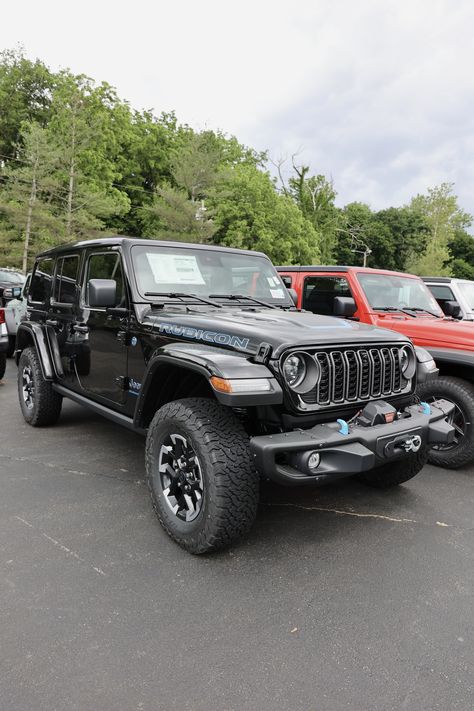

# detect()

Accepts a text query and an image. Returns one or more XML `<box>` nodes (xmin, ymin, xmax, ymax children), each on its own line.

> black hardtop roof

<box><xmin>37</xmin><ymin>236</ymin><xmax>268</xmax><ymax>260</ymax></box>
<box><xmin>277</xmin><ymin>265</ymin><xmax>351</xmax><ymax>273</ymax></box>
<box><xmin>421</xmin><ymin>276</ymin><xmax>452</xmax><ymax>283</ymax></box>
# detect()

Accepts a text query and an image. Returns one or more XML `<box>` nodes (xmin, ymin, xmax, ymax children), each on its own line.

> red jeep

<box><xmin>277</xmin><ymin>265</ymin><xmax>474</xmax><ymax>469</ymax></box>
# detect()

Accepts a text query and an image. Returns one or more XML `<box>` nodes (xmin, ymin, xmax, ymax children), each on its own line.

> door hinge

<box><xmin>115</xmin><ymin>376</ymin><xmax>129</xmax><ymax>390</ymax></box>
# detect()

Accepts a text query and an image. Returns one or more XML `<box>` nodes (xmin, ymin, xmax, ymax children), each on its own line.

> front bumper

<box><xmin>250</xmin><ymin>399</ymin><xmax>455</xmax><ymax>485</ymax></box>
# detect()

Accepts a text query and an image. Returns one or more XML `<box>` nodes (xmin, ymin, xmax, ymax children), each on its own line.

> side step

<box><xmin>52</xmin><ymin>384</ymin><xmax>146</xmax><ymax>435</ymax></box>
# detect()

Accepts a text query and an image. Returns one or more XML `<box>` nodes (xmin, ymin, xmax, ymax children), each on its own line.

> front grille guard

<box><xmin>280</xmin><ymin>343</ymin><xmax>414</xmax><ymax>410</ymax></box>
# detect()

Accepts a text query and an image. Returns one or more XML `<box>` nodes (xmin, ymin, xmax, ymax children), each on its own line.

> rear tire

<box><xmin>357</xmin><ymin>447</ymin><xmax>428</xmax><ymax>488</ymax></box>
<box><xmin>18</xmin><ymin>347</ymin><xmax>62</xmax><ymax>426</ymax></box>
<box><xmin>417</xmin><ymin>376</ymin><xmax>474</xmax><ymax>469</ymax></box>
<box><xmin>145</xmin><ymin>398</ymin><xmax>259</xmax><ymax>554</ymax></box>
<box><xmin>0</xmin><ymin>353</ymin><xmax>5</xmax><ymax>380</ymax></box>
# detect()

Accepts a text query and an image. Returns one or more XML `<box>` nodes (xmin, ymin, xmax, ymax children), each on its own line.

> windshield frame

<box><xmin>130</xmin><ymin>244</ymin><xmax>293</xmax><ymax>307</ymax></box>
<box><xmin>356</xmin><ymin>272</ymin><xmax>444</xmax><ymax>317</ymax></box>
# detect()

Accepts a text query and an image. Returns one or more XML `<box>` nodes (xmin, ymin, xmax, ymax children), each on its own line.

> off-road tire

<box><xmin>145</xmin><ymin>398</ymin><xmax>259</xmax><ymax>554</ymax></box>
<box><xmin>357</xmin><ymin>446</ymin><xmax>428</xmax><ymax>488</ymax></box>
<box><xmin>417</xmin><ymin>376</ymin><xmax>474</xmax><ymax>469</ymax></box>
<box><xmin>0</xmin><ymin>353</ymin><xmax>5</xmax><ymax>380</ymax></box>
<box><xmin>18</xmin><ymin>347</ymin><xmax>62</xmax><ymax>426</ymax></box>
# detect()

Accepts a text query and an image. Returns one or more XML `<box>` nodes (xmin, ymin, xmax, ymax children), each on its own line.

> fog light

<box><xmin>307</xmin><ymin>452</ymin><xmax>321</xmax><ymax>471</ymax></box>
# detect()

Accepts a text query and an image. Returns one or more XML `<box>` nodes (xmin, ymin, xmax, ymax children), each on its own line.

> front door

<box><xmin>78</xmin><ymin>249</ymin><xmax>128</xmax><ymax>405</ymax></box>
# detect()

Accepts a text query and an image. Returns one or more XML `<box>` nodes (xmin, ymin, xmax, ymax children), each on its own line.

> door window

<box><xmin>303</xmin><ymin>276</ymin><xmax>352</xmax><ymax>315</ymax></box>
<box><xmin>85</xmin><ymin>252</ymin><xmax>125</xmax><ymax>308</ymax></box>
<box><xmin>29</xmin><ymin>258</ymin><xmax>55</xmax><ymax>305</ymax></box>
<box><xmin>53</xmin><ymin>255</ymin><xmax>80</xmax><ymax>305</ymax></box>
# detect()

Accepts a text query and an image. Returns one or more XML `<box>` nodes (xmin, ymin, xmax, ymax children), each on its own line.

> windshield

<box><xmin>0</xmin><ymin>270</ymin><xmax>24</xmax><ymax>284</ymax></box>
<box><xmin>458</xmin><ymin>282</ymin><xmax>474</xmax><ymax>310</ymax></box>
<box><xmin>357</xmin><ymin>273</ymin><xmax>443</xmax><ymax>316</ymax></box>
<box><xmin>131</xmin><ymin>245</ymin><xmax>292</xmax><ymax>305</ymax></box>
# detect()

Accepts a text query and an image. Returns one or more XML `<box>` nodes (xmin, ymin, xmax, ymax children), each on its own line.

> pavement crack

<box><xmin>262</xmin><ymin>501</ymin><xmax>417</xmax><ymax>523</ymax></box>
<box><xmin>0</xmin><ymin>453</ymin><xmax>141</xmax><ymax>484</ymax></box>
<box><xmin>14</xmin><ymin>516</ymin><xmax>106</xmax><ymax>577</ymax></box>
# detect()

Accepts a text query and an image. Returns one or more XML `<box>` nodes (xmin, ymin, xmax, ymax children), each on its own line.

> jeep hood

<box><xmin>371</xmin><ymin>314</ymin><xmax>474</xmax><ymax>352</ymax></box>
<box><xmin>141</xmin><ymin>306</ymin><xmax>410</xmax><ymax>357</ymax></box>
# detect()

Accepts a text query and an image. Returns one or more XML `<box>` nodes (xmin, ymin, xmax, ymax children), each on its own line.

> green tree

<box><xmin>406</xmin><ymin>183</ymin><xmax>472</xmax><ymax>276</ymax></box>
<box><xmin>287</xmin><ymin>165</ymin><xmax>339</xmax><ymax>263</ymax></box>
<box><xmin>209</xmin><ymin>164</ymin><xmax>320</xmax><ymax>264</ymax></box>
<box><xmin>0</xmin><ymin>48</ymin><xmax>54</xmax><ymax>160</ymax></box>
<box><xmin>0</xmin><ymin>122</ymin><xmax>63</xmax><ymax>271</ymax></box>
<box><xmin>46</xmin><ymin>73</ymin><xmax>130</xmax><ymax>237</ymax></box>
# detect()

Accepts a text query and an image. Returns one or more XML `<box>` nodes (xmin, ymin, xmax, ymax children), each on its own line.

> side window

<box><xmin>85</xmin><ymin>252</ymin><xmax>125</xmax><ymax>308</ymax></box>
<box><xmin>29</xmin><ymin>258</ymin><xmax>55</xmax><ymax>305</ymax></box>
<box><xmin>303</xmin><ymin>276</ymin><xmax>352</xmax><ymax>315</ymax></box>
<box><xmin>53</xmin><ymin>255</ymin><xmax>80</xmax><ymax>304</ymax></box>
<box><xmin>429</xmin><ymin>285</ymin><xmax>455</xmax><ymax>301</ymax></box>
<box><xmin>280</xmin><ymin>275</ymin><xmax>293</xmax><ymax>288</ymax></box>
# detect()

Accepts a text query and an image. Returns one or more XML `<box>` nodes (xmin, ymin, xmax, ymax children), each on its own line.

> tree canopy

<box><xmin>0</xmin><ymin>49</ymin><xmax>472</xmax><ymax>277</ymax></box>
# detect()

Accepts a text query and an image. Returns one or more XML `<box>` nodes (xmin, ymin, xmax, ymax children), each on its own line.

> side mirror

<box><xmin>333</xmin><ymin>296</ymin><xmax>357</xmax><ymax>317</ymax></box>
<box><xmin>443</xmin><ymin>300</ymin><xmax>462</xmax><ymax>318</ymax></box>
<box><xmin>87</xmin><ymin>279</ymin><xmax>117</xmax><ymax>308</ymax></box>
<box><xmin>3</xmin><ymin>286</ymin><xmax>21</xmax><ymax>299</ymax></box>
<box><xmin>287</xmin><ymin>288</ymin><xmax>298</xmax><ymax>306</ymax></box>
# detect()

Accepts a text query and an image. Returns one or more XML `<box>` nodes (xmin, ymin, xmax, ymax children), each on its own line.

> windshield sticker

<box><xmin>147</xmin><ymin>253</ymin><xmax>206</xmax><ymax>285</ymax></box>
<box><xmin>270</xmin><ymin>288</ymin><xmax>284</xmax><ymax>299</ymax></box>
<box><xmin>159</xmin><ymin>322</ymin><xmax>250</xmax><ymax>350</ymax></box>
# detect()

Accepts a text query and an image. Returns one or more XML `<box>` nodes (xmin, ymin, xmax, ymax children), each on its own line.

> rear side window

<box><xmin>428</xmin><ymin>285</ymin><xmax>455</xmax><ymax>301</ymax></box>
<box><xmin>303</xmin><ymin>276</ymin><xmax>352</xmax><ymax>315</ymax></box>
<box><xmin>85</xmin><ymin>252</ymin><xmax>125</xmax><ymax>307</ymax></box>
<box><xmin>29</xmin><ymin>258</ymin><xmax>55</xmax><ymax>304</ymax></box>
<box><xmin>53</xmin><ymin>255</ymin><xmax>80</xmax><ymax>304</ymax></box>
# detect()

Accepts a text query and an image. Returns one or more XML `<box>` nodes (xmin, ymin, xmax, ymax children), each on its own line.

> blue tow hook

<box><xmin>420</xmin><ymin>401</ymin><xmax>431</xmax><ymax>415</ymax></box>
<box><xmin>337</xmin><ymin>419</ymin><xmax>349</xmax><ymax>435</ymax></box>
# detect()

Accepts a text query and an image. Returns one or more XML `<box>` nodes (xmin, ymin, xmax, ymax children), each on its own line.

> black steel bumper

<box><xmin>250</xmin><ymin>399</ymin><xmax>455</xmax><ymax>486</ymax></box>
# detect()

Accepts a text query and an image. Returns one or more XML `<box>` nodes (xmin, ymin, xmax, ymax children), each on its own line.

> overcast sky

<box><xmin>2</xmin><ymin>0</ymin><xmax>473</xmax><ymax>216</ymax></box>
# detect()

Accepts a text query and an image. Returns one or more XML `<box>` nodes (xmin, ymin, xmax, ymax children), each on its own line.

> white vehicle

<box><xmin>4</xmin><ymin>275</ymin><xmax>29</xmax><ymax>357</ymax></box>
<box><xmin>423</xmin><ymin>277</ymin><xmax>474</xmax><ymax>322</ymax></box>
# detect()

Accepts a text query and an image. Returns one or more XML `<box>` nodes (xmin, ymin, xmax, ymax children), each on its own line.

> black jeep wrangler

<box><xmin>16</xmin><ymin>237</ymin><xmax>454</xmax><ymax>553</ymax></box>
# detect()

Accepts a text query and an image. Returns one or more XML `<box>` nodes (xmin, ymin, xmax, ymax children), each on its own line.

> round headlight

<box><xmin>283</xmin><ymin>354</ymin><xmax>306</xmax><ymax>388</ymax></box>
<box><xmin>400</xmin><ymin>346</ymin><xmax>416</xmax><ymax>379</ymax></box>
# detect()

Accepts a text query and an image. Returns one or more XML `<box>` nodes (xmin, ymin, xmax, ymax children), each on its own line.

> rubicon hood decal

<box><xmin>159</xmin><ymin>322</ymin><xmax>250</xmax><ymax>350</ymax></box>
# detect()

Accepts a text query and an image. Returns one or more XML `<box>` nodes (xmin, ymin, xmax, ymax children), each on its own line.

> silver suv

<box><xmin>423</xmin><ymin>277</ymin><xmax>474</xmax><ymax>321</ymax></box>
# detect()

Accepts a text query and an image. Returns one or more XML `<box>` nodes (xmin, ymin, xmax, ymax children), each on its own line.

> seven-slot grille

<box><xmin>291</xmin><ymin>345</ymin><xmax>411</xmax><ymax>407</ymax></box>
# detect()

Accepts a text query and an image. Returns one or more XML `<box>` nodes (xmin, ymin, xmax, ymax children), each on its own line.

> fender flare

<box><xmin>133</xmin><ymin>343</ymin><xmax>283</xmax><ymax>427</ymax></box>
<box><xmin>16</xmin><ymin>322</ymin><xmax>63</xmax><ymax>380</ymax></box>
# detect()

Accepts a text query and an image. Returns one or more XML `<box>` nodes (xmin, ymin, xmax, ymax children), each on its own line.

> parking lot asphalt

<box><xmin>0</xmin><ymin>358</ymin><xmax>473</xmax><ymax>711</ymax></box>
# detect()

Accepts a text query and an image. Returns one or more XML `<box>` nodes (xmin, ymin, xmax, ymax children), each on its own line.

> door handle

<box><xmin>72</xmin><ymin>323</ymin><xmax>89</xmax><ymax>334</ymax></box>
<box><xmin>46</xmin><ymin>319</ymin><xmax>58</xmax><ymax>327</ymax></box>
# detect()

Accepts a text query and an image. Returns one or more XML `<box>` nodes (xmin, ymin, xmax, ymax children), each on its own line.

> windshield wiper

<box><xmin>404</xmin><ymin>307</ymin><xmax>441</xmax><ymax>318</ymax></box>
<box><xmin>144</xmin><ymin>292</ymin><xmax>223</xmax><ymax>308</ymax></box>
<box><xmin>208</xmin><ymin>293</ymin><xmax>279</xmax><ymax>310</ymax></box>
<box><xmin>373</xmin><ymin>307</ymin><xmax>417</xmax><ymax>318</ymax></box>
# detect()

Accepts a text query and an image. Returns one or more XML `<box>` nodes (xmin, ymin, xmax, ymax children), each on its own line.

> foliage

<box><xmin>0</xmin><ymin>48</ymin><xmax>473</xmax><ymax>276</ymax></box>
<box><xmin>209</xmin><ymin>165</ymin><xmax>320</xmax><ymax>264</ymax></box>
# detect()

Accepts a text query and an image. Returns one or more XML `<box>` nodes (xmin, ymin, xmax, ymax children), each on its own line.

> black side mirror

<box><xmin>333</xmin><ymin>296</ymin><xmax>357</xmax><ymax>317</ymax></box>
<box><xmin>287</xmin><ymin>288</ymin><xmax>298</xmax><ymax>306</ymax></box>
<box><xmin>88</xmin><ymin>279</ymin><xmax>117</xmax><ymax>308</ymax></box>
<box><xmin>443</xmin><ymin>300</ymin><xmax>462</xmax><ymax>318</ymax></box>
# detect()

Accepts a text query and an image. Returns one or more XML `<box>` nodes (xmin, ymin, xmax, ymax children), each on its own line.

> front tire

<box><xmin>357</xmin><ymin>446</ymin><xmax>428</xmax><ymax>488</ymax></box>
<box><xmin>417</xmin><ymin>376</ymin><xmax>474</xmax><ymax>469</ymax></box>
<box><xmin>145</xmin><ymin>398</ymin><xmax>259</xmax><ymax>554</ymax></box>
<box><xmin>0</xmin><ymin>353</ymin><xmax>5</xmax><ymax>380</ymax></box>
<box><xmin>18</xmin><ymin>347</ymin><xmax>62</xmax><ymax>426</ymax></box>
